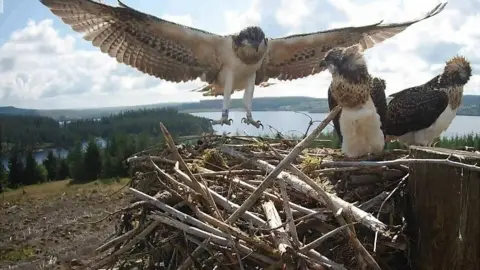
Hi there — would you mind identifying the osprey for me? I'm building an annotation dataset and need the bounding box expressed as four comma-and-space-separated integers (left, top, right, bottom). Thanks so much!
384, 56, 472, 147
320, 44, 387, 158
40, 0, 447, 129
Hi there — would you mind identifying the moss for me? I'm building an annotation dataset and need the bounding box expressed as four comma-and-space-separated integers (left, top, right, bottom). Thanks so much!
201, 149, 227, 170
300, 156, 323, 176
0, 245, 36, 261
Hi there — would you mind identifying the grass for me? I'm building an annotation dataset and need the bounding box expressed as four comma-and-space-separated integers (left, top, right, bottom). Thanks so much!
0, 245, 36, 261
1, 177, 130, 203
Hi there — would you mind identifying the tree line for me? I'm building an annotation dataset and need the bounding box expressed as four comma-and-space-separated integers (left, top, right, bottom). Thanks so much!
0, 107, 213, 192
0, 132, 160, 191
0, 107, 213, 153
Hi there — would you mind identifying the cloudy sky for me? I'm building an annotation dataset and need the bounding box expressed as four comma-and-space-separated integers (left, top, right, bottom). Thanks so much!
0, 0, 479, 110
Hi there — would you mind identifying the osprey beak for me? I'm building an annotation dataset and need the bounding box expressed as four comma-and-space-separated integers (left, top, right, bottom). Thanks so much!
319, 59, 327, 69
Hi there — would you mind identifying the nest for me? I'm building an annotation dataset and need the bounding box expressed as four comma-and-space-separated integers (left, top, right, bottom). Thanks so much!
89, 111, 415, 270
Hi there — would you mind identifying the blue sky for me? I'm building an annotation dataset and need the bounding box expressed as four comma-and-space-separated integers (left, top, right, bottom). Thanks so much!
0, 0, 479, 109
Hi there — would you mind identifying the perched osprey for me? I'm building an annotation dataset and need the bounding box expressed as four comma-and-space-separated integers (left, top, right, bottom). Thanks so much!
40, 0, 447, 129
384, 56, 472, 146
320, 44, 387, 158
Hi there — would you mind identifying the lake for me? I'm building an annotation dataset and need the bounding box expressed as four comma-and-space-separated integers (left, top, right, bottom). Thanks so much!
2, 111, 480, 169
191, 111, 480, 138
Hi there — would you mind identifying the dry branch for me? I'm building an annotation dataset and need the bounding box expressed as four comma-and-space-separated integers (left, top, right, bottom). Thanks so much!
225, 106, 342, 224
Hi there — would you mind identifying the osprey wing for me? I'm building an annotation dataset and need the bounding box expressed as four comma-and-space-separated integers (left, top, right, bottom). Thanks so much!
327, 84, 343, 142
40, 0, 224, 83
385, 89, 449, 137
262, 2, 447, 81
371, 77, 388, 134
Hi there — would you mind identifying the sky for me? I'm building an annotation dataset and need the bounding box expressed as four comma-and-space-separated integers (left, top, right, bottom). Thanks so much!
0, 0, 479, 110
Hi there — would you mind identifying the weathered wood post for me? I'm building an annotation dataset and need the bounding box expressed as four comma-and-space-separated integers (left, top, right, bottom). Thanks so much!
407, 146, 480, 270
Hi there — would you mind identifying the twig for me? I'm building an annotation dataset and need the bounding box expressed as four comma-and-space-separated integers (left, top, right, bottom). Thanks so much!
220, 147, 388, 235
173, 167, 267, 227
159, 123, 223, 220
225, 106, 341, 224
92, 220, 161, 269
177, 238, 211, 270
373, 173, 409, 253
299, 222, 359, 252
278, 178, 301, 249
262, 200, 291, 255
318, 158, 480, 172
151, 214, 277, 265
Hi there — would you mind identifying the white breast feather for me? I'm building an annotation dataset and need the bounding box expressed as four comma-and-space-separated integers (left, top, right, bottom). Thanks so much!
215, 37, 264, 91
339, 97, 385, 158
398, 104, 456, 146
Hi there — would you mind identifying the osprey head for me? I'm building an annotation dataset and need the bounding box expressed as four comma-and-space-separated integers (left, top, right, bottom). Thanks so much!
443, 55, 472, 85
319, 44, 367, 75
233, 26, 268, 53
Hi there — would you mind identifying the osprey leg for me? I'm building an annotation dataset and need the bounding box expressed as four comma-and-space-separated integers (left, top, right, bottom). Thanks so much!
241, 75, 263, 129
211, 72, 233, 126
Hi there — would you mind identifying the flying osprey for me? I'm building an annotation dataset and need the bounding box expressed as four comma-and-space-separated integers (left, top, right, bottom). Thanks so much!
40, 0, 447, 129
384, 55, 472, 147
320, 44, 387, 158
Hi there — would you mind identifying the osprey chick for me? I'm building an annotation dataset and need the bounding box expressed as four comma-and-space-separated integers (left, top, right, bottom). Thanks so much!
320, 44, 387, 158
384, 56, 472, 146
39, 0, 447, 129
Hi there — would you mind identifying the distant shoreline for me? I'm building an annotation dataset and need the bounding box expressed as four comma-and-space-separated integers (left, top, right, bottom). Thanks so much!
2, 95, 480, 119
182, 109, 480, 117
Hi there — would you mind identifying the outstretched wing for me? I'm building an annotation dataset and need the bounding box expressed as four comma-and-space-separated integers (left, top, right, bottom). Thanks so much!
263, 2, 447, 81
40, 0, 224, 83
371, 77, 388, 135
385, 90, 449, 137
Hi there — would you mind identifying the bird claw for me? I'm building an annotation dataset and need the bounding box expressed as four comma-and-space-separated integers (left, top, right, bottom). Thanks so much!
210, 118, 233, 126
241, 117, 264, 129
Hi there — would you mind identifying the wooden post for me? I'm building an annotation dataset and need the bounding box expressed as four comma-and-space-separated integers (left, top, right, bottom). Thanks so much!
407, 146, 480, 270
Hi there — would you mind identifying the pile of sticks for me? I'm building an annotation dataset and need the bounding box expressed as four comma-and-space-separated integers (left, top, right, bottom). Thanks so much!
91, 107, 419, 270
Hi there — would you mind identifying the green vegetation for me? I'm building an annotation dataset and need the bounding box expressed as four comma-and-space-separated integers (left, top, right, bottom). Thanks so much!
0, 107, 212, 192
0, 107, 212, 152
2, 131, 159, 190
0, 245, 35, 261
2, 95, 480, 120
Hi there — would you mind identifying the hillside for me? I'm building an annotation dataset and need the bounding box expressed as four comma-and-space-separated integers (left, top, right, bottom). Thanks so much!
0, 107, 213, 152
2, 95, 480, 119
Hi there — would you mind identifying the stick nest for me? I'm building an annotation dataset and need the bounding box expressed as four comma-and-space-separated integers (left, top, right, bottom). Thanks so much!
88, 122, 413, 270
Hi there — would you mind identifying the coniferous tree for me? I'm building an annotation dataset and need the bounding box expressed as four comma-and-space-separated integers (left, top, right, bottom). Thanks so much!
68, 142, 86, 183
7, 149, 24, 188
84, 139, 102, 181
57, 158, 70, 180
36, 164, 47, 182
24, 150, 40, 185
43, 150, 58, 181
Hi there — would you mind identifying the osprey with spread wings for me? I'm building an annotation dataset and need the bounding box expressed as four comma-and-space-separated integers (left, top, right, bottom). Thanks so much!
40, 0, 447, 129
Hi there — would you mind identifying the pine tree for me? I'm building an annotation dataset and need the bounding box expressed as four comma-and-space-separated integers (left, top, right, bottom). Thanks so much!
83, 139, 102, 181
24, 150, 40, 185
56, 158, 70, 180
68, 142, 86, 183
7, 150, 24, 188
43, 150, 58, 181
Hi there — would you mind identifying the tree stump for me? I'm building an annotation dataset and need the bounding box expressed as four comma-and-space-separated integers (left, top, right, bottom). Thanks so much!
407, 146, 480, 270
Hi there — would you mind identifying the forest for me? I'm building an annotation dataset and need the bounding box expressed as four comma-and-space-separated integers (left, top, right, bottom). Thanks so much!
0, 107, 212, 191
0, 107, 213, 152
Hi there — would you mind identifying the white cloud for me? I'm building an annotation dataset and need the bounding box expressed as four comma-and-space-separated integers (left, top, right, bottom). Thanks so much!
223, 0, 262, 34
0, 0, 479, 110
